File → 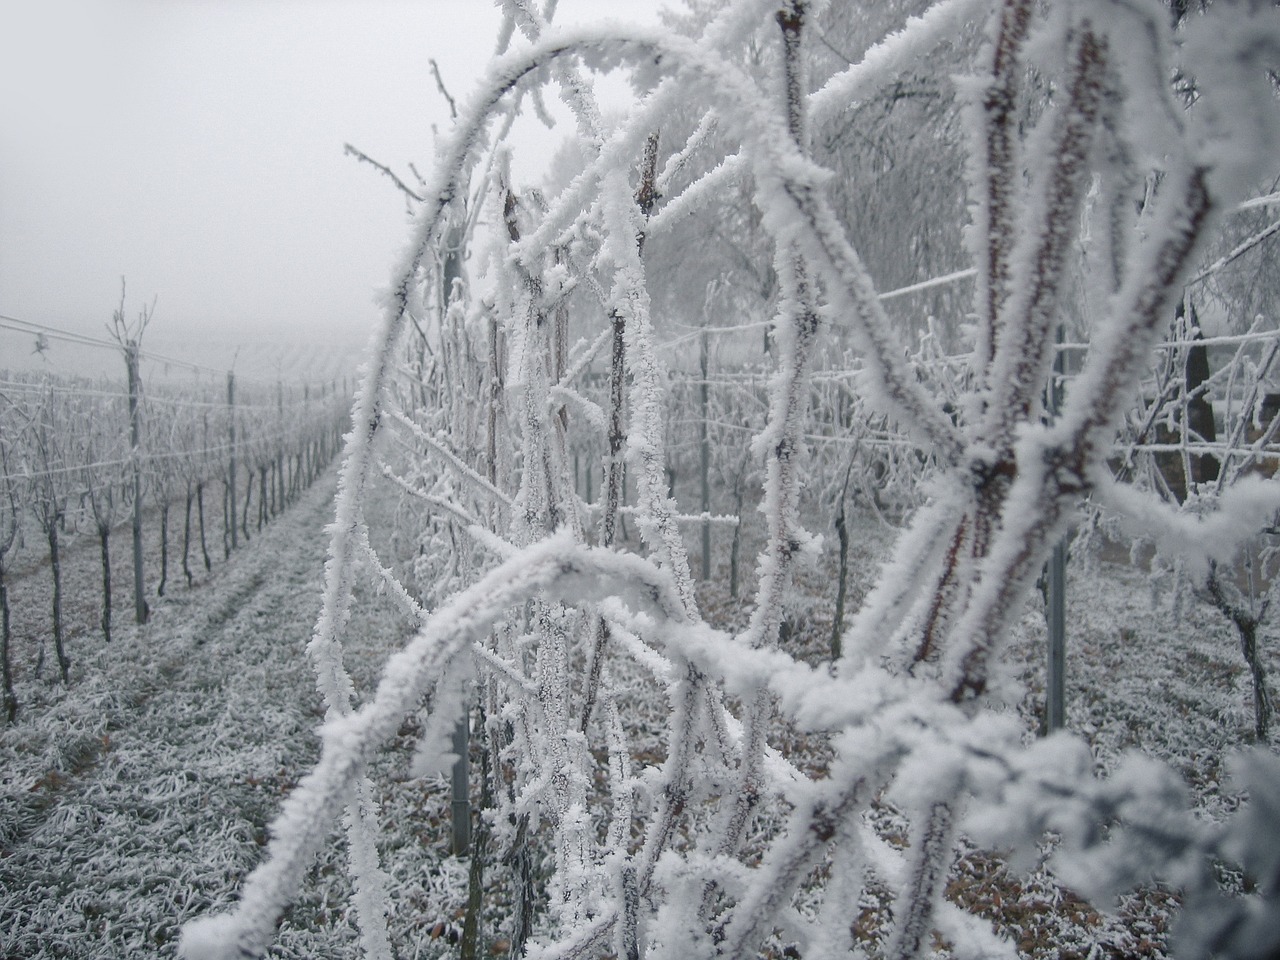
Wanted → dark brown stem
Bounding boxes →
[1,569,16,722]
[182,485,195,587]
[99,526,112,643]
[158,502,169,597]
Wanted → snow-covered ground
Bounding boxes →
[1,471,1274,958]
[0,473,463,957]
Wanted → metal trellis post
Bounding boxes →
[1045,328,1067,733]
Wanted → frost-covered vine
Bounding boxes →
[181,2,1280,959]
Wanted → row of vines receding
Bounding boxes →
[0,297,350,723]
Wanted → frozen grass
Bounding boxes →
[0,472,467,959]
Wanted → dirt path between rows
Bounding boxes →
[1,471,364,957]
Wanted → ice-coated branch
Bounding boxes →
[706,2,825,902]
[656,109,719,196]
[742,0,823,654]
[980,21,1108,454]
[502,0,605,154]
[945,164,1218,701]
[715,752,892,959]
[343,142,425,205]
[380,458,514,558]
[647,153,746,234]
[300,41,579,949]
[1214,336,1280,492]
[884,801,959,960]
[1056,165,1215,468]
[510,0,779,260]
[656,0,984,238]
[356,527,425,625]
[452,28,964,466]
[1099,469,1280,577]
[390,409,513,508]
[965,0,1033,375]
[600,165,700,614]
[1187,216,1280,288]
[777,176,966,462]
[809,0,987,121]
[179,534,685,959]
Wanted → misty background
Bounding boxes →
[0,0,664,384]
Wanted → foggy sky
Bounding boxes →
[0,0,666,381]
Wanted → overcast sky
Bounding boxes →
[0,0,669,382]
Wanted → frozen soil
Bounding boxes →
[1,475,1275,959]
[944,540,1271,960]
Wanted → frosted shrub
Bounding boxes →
[181,2,1280,959]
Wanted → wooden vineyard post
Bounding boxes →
[1045,328,1067,733]
[700,327,711,581]
[440,215,473,858]
[126,339,148,623]
[0,442,16,720]
[450,713,471,855]
[109,282,152,625]
[227,371,238,551]
[1046,539,1066,732]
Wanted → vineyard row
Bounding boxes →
[0,366,352,722]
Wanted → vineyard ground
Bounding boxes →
[0,468,457,957]
[0,467,1275,958]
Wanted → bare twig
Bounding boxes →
[343,142,425,204]
[429,58,458,119]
